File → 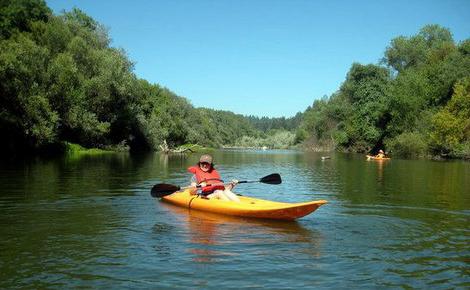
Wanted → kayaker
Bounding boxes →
[376,149,385,158]
[187,154,240,202]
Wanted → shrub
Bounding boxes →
[386,132,428,158]
[450,141,470,159]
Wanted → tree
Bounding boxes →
[383,25,454,72]
[0,34,58,149]
[430,77,470,156]
[0,0,51,39]
[338,63,392,150]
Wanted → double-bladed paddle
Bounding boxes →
[150,173,282,198]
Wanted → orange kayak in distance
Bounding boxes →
[366,155,391,160]
[161,189,327,221]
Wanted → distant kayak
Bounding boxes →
[161,189,327,220]
[366,155,391,160]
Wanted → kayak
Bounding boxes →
[366,155,391,160]
[161,189,327,220]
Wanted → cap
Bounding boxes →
[199,154,213,164]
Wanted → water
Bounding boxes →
[0,150,469,288]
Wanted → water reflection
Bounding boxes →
[364,157,393,190]
[1,150,469,288]
[158,202,323,263]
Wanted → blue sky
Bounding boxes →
[46,0,470,117]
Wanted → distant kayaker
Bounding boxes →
[376,149,385,158]
[187,154,240,202]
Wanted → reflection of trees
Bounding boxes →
[25,152,189,198]
[0,153,169,287]
[0,195,126,288]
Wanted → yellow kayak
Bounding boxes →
[366,155,391,160]
[161,189,327,220]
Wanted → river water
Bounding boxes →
[0,150,468,288]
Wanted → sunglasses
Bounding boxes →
[199,162,211,167]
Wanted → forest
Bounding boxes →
[1,1,469,159]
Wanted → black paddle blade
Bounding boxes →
[150,183,181,198]
[259,173,282,184]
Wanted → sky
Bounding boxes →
[46,0,470,117]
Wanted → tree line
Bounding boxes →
[1,1,468,158]
[296,25,470,159]
[0,0,296,155]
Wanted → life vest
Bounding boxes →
[187,166,225,194]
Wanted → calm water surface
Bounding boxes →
[0,150,469,288]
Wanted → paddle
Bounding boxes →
[238,173,282,184]
[150,173,282,198]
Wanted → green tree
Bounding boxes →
[338,63,392,150]
[0,34,58,146]
[430,77,470,156]
[0,0,51,39]
[383,24,453,72]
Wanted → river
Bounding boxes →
[0,150,468,288]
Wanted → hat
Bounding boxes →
[199,154,213,164]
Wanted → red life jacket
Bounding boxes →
[188,166,225,194]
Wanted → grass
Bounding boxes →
[64,142,114,155]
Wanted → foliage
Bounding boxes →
[246,113,303,132]
[234,130,296,149]
[297,24,470,158]
[385,132,428,158]
[430,77,470,157]
[383,24,453,73]
[0,33,58,149]
[299,63,392,152]
[0,0,51,39]
[64,141,112,155]
[1,1,469,159]
[0,1,299,154]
